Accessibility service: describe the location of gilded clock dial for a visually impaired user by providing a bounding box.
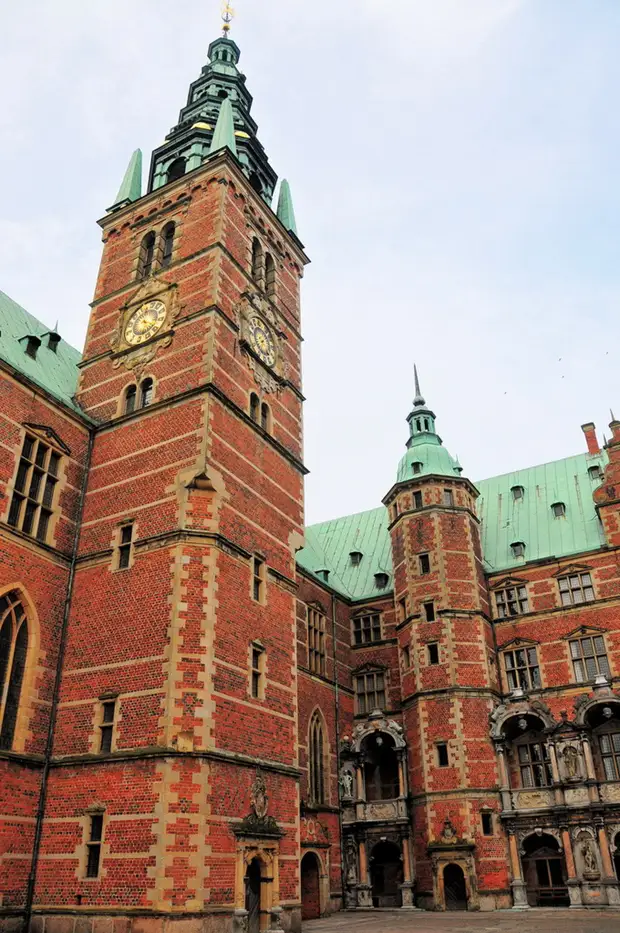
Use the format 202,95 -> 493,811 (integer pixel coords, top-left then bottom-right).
248,315 -> 276,368
124,300 -> 167,346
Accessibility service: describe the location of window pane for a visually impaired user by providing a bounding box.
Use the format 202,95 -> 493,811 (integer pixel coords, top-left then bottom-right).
35,443 -> 48,468
36,509 -> 51,543
7,495 -> 23,527
22,436 -> 35,461
48,453 -> 60,477
22,502 -> 37,535
15,461 -> 30,493
573,659 -> 585,682
570,641 -> 581,659
42,477 -> 56,508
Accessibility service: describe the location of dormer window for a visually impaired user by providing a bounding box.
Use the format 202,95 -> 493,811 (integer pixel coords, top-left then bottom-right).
551,502 -> 566,519
511,486 -> 524,502
412,462 -> 423,475
350,551 -> 363,567
374,572 -> 389,589
46,332 -> 61,353
167,158 -> 186,184
316,569 -> 329,583
588,465 -> 602,481
511,542 -> 526,559
24,336 -> 41,360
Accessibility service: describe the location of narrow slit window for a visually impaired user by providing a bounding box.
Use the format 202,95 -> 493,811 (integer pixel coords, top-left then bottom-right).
423,602 -> 436,622
260,402 -> 270,432
308,711 -> 326,804
139,232 -> 156,279
428,643 -> 439,665
252,238 -> 264,285
252,556 -> 265,603
437,743 -> 449,767
85,813 -> 104,878
443,489 -> 454,507
117,523 -> 135,570
140,378 -> 154,409
481,811 -> 493,836
161,223 -> 175,269
124,385 -> 137,414
250,644 -> 265,699
265,253 -> 276,298
99,700 -> 117,754
402,644 -> 411,669
419,554 -> 431,575
250,393 -> 260,423
413,491 -> 423,510
308,607 -> 326,675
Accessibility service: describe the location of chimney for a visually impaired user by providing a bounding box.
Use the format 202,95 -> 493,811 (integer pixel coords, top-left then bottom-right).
581,422 -> 600,455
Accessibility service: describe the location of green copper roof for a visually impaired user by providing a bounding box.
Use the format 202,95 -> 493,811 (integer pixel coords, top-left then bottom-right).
0,291 -> 85,415
477,451 -> 607,572
109,149 -> 143,211
209,97 -> 238,157
397,442 -> 462,482
297,451 -> 608,600
276,180 -> 298,235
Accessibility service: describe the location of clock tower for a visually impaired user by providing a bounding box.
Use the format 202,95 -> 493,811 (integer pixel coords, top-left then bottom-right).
34,31 -> 309,933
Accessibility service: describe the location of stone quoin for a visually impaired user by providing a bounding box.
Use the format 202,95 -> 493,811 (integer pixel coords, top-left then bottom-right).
1,26 -> 620,933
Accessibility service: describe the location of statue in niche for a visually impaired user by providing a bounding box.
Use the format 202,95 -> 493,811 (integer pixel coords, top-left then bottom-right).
562,745 -> 580,780
345,838 -> 358,885
339,769 -> 354,799
581,837 -> 599,878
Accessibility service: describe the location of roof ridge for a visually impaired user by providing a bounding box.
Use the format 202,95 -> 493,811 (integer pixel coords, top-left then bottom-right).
476,449 -> 606,487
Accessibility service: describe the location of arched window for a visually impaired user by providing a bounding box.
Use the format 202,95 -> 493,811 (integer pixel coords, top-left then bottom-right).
124,385 -> 137,415
251,238 -> 264,285
265,253 -> 276,298
249,172 -> 262,195
161,223 -> 175,269
250,392 -> 260,423
0,592 -> 29,750
138,232 -> 156,279
167,158 -> 186,184
308,711 -> 326,805
140,378 -> 154,409
260,402 -> 270,433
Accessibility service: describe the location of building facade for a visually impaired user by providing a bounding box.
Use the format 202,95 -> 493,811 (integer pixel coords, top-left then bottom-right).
1,30 -> 620,933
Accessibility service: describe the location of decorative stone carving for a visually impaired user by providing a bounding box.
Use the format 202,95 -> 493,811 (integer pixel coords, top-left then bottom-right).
575,830 -> 601,880
515,790 -> 554,810
365,801 -> 399,821
440,819 -> 458,844
558,743 -> 582,782
110,277 -> 181,377
352,710 -> 406,751
339,768 -> 354,800
235,770 -> 282,837
565,786 -> 589,806
490,696 -> 555,739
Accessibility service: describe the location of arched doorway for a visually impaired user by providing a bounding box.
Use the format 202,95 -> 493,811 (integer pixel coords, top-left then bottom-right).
444,864 -> 467,910
370,841 -> 403,908
301,852 -> 321,920
521,833 -> 569,907
245,857 -> 262,933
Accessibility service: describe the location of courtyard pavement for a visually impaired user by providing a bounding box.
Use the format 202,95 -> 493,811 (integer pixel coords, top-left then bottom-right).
303,909 -> 620,932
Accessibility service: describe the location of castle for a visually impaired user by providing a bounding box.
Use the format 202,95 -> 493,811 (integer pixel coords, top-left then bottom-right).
1,29 -> 620,933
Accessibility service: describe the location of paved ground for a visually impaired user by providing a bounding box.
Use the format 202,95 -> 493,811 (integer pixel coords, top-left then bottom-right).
303,909 -> 619,932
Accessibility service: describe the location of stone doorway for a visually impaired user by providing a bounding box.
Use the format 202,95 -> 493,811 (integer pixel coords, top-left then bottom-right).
522,833 -> 570,907
444,863 -> 467,910
370,840 -> 403,908
301,851 -> 322,920
245,857 -> 262,933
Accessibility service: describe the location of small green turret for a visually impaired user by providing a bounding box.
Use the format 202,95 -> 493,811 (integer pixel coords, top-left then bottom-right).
276,180 -> 298,235
396,367 -> 462,481
108,149 -> 143,212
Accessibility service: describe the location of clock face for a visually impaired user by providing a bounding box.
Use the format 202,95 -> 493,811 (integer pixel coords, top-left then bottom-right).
248,315 -> 276,368
124,300 -> 167,346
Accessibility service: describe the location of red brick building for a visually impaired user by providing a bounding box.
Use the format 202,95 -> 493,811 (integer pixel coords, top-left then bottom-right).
1,29 -> 620,933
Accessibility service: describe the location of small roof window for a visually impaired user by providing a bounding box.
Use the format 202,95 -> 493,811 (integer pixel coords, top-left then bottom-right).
511,485 -> 524,501
23,335 -> 41,360
350,551 -> 363,566
374,572 -> 390,589
588,465 -> 603,481
412,461 -> 423,475
511,541 -> 526,559
316,569 -> 329,583
551,502 -> 566,519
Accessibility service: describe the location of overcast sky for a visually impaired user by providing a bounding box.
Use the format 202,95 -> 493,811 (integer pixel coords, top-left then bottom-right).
1,1 -> 619,525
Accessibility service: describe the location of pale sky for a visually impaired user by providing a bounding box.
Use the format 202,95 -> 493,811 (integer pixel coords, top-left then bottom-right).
1,1 -> 619,525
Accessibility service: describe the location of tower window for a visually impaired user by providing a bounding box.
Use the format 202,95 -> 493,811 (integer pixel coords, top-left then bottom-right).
251,238 -> 264,285
265,253 -> 276,298
85,813 -> 104,879
47,332 -> 61,353
402,644 -> 411,670
419,554 -> 431,575
308,607 -> 326,676
249,172 -> 262,195
511,485 -> 524,501
260,402 -> 270,432
551,502 -> 566,518
99,699 -> 117,754
428,643 -> 439,665
424,418 -> 429,431
413,491 -> 423,510
350,551 -> 363,566
161,222 -> 175,269
8,433 -> 61,544
140,378 -> 154,409
437,743 -> 449,768
481,811 -> 493,836
423,602 -> 436,622
443,489 -> 454,507
167,158 -> 186,184
138,232 -> 156,279
250,643 -> 265,699
249,392 -> 260,423
588,465 -> 603,481
511,542 -> 526,559
416,419 -> 421,432
116,522 -> 135,571
412,462 -> 422,475
0,591 -> 29,751
252,555 -> 266,603
124,385 -> 137,415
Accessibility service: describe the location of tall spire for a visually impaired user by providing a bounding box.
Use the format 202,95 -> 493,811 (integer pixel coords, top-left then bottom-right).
108,149 -> 143,212
413,364 -> 425,407
406,366 -> 439,448
395,369 -> 462,481
209,97 -> 238,156
276,180 -> 298,235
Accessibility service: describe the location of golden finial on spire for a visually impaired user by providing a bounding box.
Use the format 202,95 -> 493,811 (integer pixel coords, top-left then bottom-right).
221,1 -> 235,37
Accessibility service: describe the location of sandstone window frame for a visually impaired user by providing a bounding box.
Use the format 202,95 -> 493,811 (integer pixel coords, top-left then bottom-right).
354,669 -> 386,715
251,555 -> 266,604
115,521 -> 136,572
427,642 -> 440,665
494,583 -> 529,619
436,742 -> 449,767
307,606 -> 326,676
250,642 -> 266,700
84,811 -> 106,880
7,430 -> 63,546
97,696 -> 119,754
516,739 -> 553,788
419,553 -> 431,575
569,633 -> 610,683
558,571 -> 595,607
308,709 -> 327,805
503,645 -> 541,692
352,611 -> 382,647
